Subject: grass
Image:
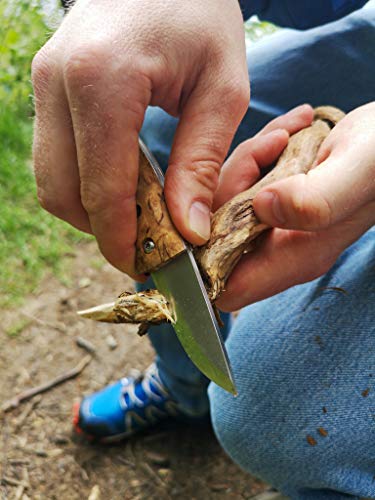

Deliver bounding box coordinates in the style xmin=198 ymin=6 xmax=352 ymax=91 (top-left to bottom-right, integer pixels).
xmin=0 ymin=0 xmax=91 ymax=308
xmin=0 ymin=103 xmax=91 ymax=308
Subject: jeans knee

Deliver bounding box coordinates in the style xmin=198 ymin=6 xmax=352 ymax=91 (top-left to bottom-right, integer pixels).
xmin=208 ymin=382 xmax=372 ymax=496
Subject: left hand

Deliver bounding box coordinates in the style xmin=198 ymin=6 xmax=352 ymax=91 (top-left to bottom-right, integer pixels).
xmin=214 ymin=102 xmax=375 ymax=312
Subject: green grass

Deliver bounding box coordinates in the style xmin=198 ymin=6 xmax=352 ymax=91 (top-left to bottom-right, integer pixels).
xmin=0 ymin=106 xmax=91 ymax=308
xmin=0 ymin=0 xmax=91 ymax=308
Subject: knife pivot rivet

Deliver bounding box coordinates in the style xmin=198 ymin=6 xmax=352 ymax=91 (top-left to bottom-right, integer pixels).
xmin=143 ymin=238 xmax=155 ymax=254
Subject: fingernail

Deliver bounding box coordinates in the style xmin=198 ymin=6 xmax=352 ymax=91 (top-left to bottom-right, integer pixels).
xmin=257 ymin=191 xmax=286 ymax=224
xmin=189 ymin=201 xmax=211 ymax=241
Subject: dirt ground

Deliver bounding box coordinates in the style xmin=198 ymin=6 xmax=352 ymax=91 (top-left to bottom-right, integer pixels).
xmin=0 ymin=241 xmax=267 ymax=499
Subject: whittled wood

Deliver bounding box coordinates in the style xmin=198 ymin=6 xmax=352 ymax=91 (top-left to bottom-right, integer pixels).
xmin=78 ymin=289 xmax=175 ymax=325
xmin=195 ymin=106 xmax=345 ymax=301
xmin=135 ymin=147 xmax=185 ymax=274
xmin=79 ymin=106 xmax=345 ymax=329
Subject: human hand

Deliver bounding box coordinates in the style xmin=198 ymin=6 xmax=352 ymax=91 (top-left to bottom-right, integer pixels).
xmin=214 ymin=102 xmax=375 ymax=312
xmin=32 ymin=0 xmax=249 ymax=278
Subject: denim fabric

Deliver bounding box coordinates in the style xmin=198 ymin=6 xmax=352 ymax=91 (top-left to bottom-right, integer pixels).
xmin=209 ymin=228 xmax=375 ymax=499
xmin=139 ymin=6 xmax=375 ymax=498
xmin=238 ymin=0 xmax=369 ymax=28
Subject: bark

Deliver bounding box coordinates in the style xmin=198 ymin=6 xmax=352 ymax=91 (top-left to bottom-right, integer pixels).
xmin=78 ymin=106 xmax=345 ymax=327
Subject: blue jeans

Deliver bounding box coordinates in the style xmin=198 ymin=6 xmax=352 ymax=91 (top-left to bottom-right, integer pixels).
xmin=139 ymin=6 xmax=375 ymax=499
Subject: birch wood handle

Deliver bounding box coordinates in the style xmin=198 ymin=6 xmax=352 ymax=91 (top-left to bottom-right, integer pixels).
xmin=135 ymin=145 xmax=185 ymax=274
xmin=195 ymin=106 xmax=345 ymax=301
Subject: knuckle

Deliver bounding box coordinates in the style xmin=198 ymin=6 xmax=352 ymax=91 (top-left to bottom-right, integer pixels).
xmin=31 ymin=48 xmax=55 ymax=99
xmin=291 ymin=178 xmax=333 ymax=229
xmin=37 ymin=189 xmax=63 ymax=216
xmin=192 ymin=159 xmax=221 ymax=194
xmin=222 ymin=78 xmax=250 ymax=114
xmin=63 ymin=42 xmax=109 ymax=87
xmin=80 ymin=185 xmax=107 ymax=215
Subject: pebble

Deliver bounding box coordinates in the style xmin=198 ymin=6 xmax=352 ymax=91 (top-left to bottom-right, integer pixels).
xmin=145 ymin=451 xmax=170 ymax=467
xmin=106 ymin=335 xmax=118 ymax=350
xmin=88 ymin=485 xmax=100 ymax=500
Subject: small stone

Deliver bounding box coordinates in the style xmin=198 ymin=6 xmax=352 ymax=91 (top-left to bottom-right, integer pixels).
xmin=76 ymin=336 xmax=96 ymax=354
xmin=129 ymin=479 xmax=141 ymax=488
xmin=106 ymin=334 xmax=118 ymax=350
xmin=209 ymin=483 xmax=230 ymax=492
xmin=145 ymin=451 xmax=170 ymax=467
xmin=88 ymin=485 xmax=100 ymax=500
xmin=78 ymin=277 xmax=91 ymax=288
xmin=158 ymin=468 xmax=170 ymax=479
xmin=52 ymin=434 xmax=70 ymax=445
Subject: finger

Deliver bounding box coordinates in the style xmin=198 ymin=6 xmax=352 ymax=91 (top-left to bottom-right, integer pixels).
xmin=216 ymin=201 xmax=375 ymax=312
xmin=32 ymin=48 xmax=91 ymax=233
xmin=164 ymin=70 xmax=250 ymax=245
xmin=63 ymin=45 xmax=151 ymax=277
xmin=254 ymin=146 xmax=375 ymax=231
xmin=213 ymin=129 xmax=289 ymax=210
xmin=256 ymin=104 xmax=314 ymax=138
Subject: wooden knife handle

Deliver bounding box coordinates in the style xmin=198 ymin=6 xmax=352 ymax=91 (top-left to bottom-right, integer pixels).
xmin=195 ymin=106 xmax=345 ymax=301
xmin=135 ymin=143 xmax=185 ymax=275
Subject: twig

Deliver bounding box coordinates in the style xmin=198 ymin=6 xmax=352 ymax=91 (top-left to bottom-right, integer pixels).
xmin=20 ymin=312 xmax=66 ymax=333
xmin=1 ymin=356 xmax=92 ymax=413
xmin=1 ymin=476 xmax=28 ymax=488
xmin=1 ymin=416 xmax=9 ymax=500
xmin=76 ymin=336 xmax=96 ymax=355
xmin=14 ymin=396 xmax=42 ymax=432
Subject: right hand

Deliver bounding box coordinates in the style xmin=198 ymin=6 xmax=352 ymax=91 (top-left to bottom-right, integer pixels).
xmin=32 ymin=0 xmax=249 ymax=278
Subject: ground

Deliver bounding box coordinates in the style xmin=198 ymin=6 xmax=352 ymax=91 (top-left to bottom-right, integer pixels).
xmin=0 ymin=241 xmax=267 ymax=500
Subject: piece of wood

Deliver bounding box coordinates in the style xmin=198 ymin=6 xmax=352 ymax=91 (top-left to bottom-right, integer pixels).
xmin=1 ymin=356 xmax=92 ymax=413
xmin=78 ymin=289 xmax=175 ymax=325
xmin=195 ymin=106 xmax=345 ymax=300
xmin=78 ymin=106 xmax=345 ymax=328
xmin=135 ymin=142 xmax=185 ymax=274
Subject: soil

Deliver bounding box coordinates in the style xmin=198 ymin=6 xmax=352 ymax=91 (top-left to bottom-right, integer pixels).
xmin=0 ymin=241 xmax=266 ymax=500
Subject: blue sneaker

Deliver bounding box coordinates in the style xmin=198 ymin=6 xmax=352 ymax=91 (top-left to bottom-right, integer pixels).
xmin=73 ymin=364 xmax=208 ymax=443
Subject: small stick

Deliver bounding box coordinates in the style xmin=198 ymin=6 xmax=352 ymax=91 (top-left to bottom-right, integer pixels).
xmin=20 ymin=312 xmax=66 ymax=333
xmin=76 ymin=336 xmax=97 ymax=355
xmin=1 ymin=356 xmax=91 ymax=413
xmin=14 ymin=395 xmax=42 ymax=432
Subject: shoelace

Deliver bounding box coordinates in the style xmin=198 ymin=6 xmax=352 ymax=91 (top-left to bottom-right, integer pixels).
xmin=121 ymin=364 xmax=170 ymax=410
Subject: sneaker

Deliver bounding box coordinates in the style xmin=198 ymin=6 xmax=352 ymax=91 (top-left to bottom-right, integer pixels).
xmin=73 ymin=363 xmax=208 ymax=443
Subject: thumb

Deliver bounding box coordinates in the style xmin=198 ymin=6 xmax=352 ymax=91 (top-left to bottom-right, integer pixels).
xmin=164 ymin=76 xmax=249 ymax=245
xmin=253 ymin=149 xmax=372 ymax=231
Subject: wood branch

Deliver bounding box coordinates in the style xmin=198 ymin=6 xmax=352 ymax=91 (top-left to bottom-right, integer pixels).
xmin=1 ymin=356 xmax=91 ymax=413
xmin=195 ymin=106 xmax=345 ymax=300
xmin=78 ymin=289 xmax=175 ymax=325
xmin=78 ymin=105 xmax=345 ymax=328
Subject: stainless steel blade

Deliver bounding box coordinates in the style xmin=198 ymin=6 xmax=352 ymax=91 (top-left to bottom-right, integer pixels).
xmin=139 ymin=138 xmax=237 ymax=395
xmin=152 ymin=250 xmax=237 ymax=395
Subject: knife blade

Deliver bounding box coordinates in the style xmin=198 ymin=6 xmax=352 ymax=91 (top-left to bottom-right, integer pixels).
xmin=138 ymin=140 xmax=237 ymax=395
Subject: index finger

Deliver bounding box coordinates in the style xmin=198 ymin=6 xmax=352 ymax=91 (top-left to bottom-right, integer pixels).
xmin=63 ymin=47 xmax=151 ymax=277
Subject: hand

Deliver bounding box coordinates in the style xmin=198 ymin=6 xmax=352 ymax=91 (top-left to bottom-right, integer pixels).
xmin=32 ymin=0 xmax=249 ymax=278
xmin=214 ymin=102 xmax=375 ymax=312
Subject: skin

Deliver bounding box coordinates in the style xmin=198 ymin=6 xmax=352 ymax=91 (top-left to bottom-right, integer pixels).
xmin=32 ymin=2 xmax=374 ymax=312
xmin=31 ymin=0 xmax=249 ymax=278
xmin=215 ymin=102 xmax=375 ymax=312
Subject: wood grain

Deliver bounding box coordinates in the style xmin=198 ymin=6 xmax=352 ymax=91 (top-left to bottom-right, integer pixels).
xmin=195 ymin=106 xmax=345 ymax=301
xmin=135 ymin=146 xmax=185 ymax=274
